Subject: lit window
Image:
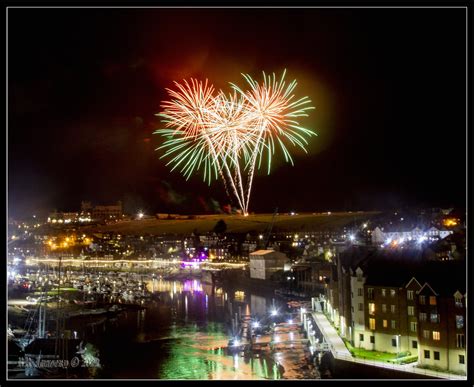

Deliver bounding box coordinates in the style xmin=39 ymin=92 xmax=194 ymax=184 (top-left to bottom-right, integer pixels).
xmin=369 ymin=318 xmax=375 ymax=330
xmin=456 ymin=315 xmax=464 ymax=329
xmin=382 ymin=304 xmax=387 ymax=313
xmin=408 ymin=306 xmax=415 ymax=316
xmin=390 ymin=289 xmax=396 ymax=297
xmin=430 ymin=313 xmax=440 ymax=323
xmin=410 ymin=322 xmax=417 ymax=332
xmin=383 ymin=319 xmax=388 ymax=328
xmin=423 ymin=330 xmax=430 ymax=339
xmin=429 ymin=296 xmax=437 ymax=306
xmin=419 ymin=312 xmax=427 ymax=321
xmin=391 ymin=305 xmax=396 ymax=313
xmin=369 ymin=303 xmax=375 ymax=314
xmin=407 ymin=290 xmax=414 ymax=300
xmin=391 ymin=320 xmax=396 ymax=329
xmin=432 ymin=331 xmax=440 ymax=341
xmin=381 ymin=289 xmax=386 ymax=297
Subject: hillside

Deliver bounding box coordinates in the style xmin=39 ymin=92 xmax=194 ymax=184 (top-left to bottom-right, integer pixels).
xmin=76 ymin=211 xmax=381 ymax=235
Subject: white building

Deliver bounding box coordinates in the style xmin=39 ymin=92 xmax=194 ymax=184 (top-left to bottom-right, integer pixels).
xmin=351 ymin=267 xmax=367 ymax=349
xmin=371 ymin=226 xmax=453 ymax=245
xmin=249 ymin=250 xmax=288 ymax=280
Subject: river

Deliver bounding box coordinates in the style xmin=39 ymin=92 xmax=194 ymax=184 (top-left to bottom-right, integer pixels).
xmin=65 ymin=278 xmax=297 ymax=379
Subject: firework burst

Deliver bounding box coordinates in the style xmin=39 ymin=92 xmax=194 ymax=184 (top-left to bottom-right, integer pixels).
xmin=154 ymin=70 xmax=316 ymax=215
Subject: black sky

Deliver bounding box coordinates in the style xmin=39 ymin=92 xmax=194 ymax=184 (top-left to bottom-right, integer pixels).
xmin=8 ymin=7 xmax=467 ymax=218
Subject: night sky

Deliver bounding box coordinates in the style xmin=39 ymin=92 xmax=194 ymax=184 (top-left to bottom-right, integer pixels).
xmin=8 ymin=7 xmax=467 ymax=218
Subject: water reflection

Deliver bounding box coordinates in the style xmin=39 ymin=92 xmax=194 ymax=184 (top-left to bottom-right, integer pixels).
xmin=158 ymin=322 xmax=280 ymax=380
xmin=70 ymin=278 xmax=283 ymax=379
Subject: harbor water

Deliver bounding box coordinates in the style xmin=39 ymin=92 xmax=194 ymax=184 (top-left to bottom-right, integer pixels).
xmin=63 ymin=278 xmax=314 ymax=379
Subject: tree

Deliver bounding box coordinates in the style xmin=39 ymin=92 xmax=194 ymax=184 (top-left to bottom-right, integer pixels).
xmin=213 ymin=219 xmax=227 ymax=234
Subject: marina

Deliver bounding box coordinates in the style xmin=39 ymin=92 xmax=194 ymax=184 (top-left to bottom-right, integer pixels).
xmin=8 ymin=269 xmax=319 ymax=379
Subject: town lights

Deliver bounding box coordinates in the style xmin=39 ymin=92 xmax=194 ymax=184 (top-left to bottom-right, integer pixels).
xmin=252 ymin=321 xmax=260 ymax=329
xmin=349 ymin=234 xmax=355 ymax=241
xmin=271 ymin=309 xmax=278 ymax=316
xmin=137 ymin=212 xmax=144 ymax=219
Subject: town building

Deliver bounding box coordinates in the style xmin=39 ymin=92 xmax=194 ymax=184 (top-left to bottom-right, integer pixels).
xmin=208 ymin=247 xmax=229 ymax=261
xmin=88 ymin=201 xmax=123 ymax=221
xmin=323 ymin=246 xmax=466 ymax=374
xmin=371 ymin=226 xmax=453 ymax=246
xmin=415 ymin=263 xmax=467 ymax=374
xmin=290 ymin=259 xmax=332 ymax=295
xmin=47 ymin=212 xmax=81 ymax=224
xmin=249 ymin=250 xmax=288 ymax=280
xmin=358 ymin=259 xmax=422 ymax=354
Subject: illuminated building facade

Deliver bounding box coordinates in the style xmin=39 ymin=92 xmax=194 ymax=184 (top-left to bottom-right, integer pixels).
xmin=249 ymin=250 xmax=288 ymax=280
xmin=371 ymin=226 xmax=453 ymax=246
xmin=324 ymin=247 xmax=466 ymax=374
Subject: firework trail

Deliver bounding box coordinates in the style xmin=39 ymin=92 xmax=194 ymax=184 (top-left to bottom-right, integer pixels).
xmin=157 ymin=79 xmax=246 ymax=211
xmin=154 ymin=70 xmax=316 ymax=215
xmin=231 ymin=70 xmax=316 ymax=212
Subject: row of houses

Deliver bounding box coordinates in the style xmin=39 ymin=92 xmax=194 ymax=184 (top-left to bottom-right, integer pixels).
xmin=324 ymin=247 xmax=466 ymax=374
xmin=47 ymin=201 xmax=123 ymax=224
xmin=371 ymin=226 xmax=453 ymax=245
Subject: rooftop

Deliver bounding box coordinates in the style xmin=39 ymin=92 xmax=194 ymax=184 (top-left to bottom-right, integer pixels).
xmin=250 ymin=249 xmax=277 ymax=256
